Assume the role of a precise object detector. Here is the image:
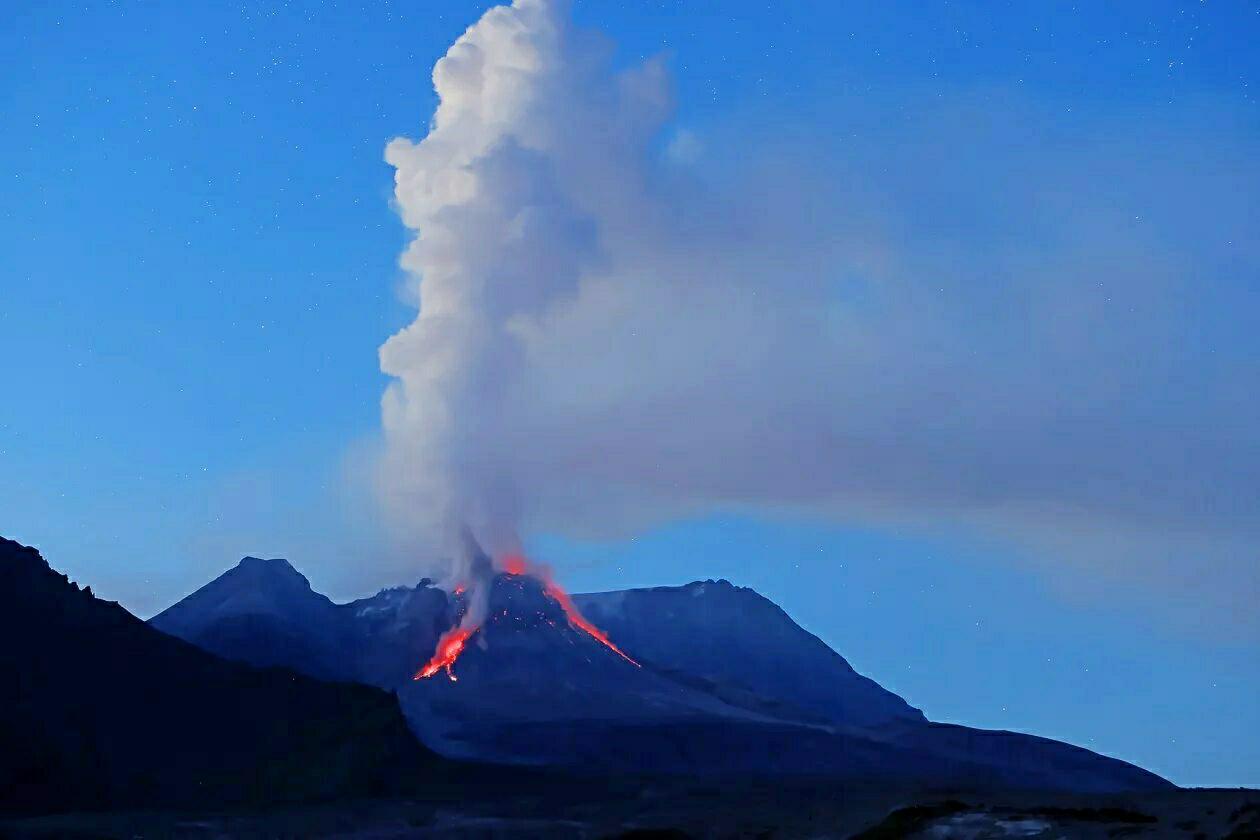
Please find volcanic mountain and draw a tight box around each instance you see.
[0,537,444,815]
[574,580,926,730]
[151,555,1171,793]
[143,555,352,680]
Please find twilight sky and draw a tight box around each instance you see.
[2,0,1257,786]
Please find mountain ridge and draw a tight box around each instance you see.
[575,578,926,729]
[0,537,445,815]
[147,553,1171,793]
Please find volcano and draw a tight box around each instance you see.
[413,558,637,682]
[397,571,792,764]
[151,556,1170,793]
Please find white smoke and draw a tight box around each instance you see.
[377,0,1260,627]
[379,0,669,562]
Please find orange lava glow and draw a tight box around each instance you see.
[413,553,639,681]
[543,579,640,668]
[414,626,474,681]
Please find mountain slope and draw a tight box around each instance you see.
[397,574,805,760]
[149,556,354,681]
[0,537,444,815]
[149,558,1172,793]
[149,558,453,688]
[397,576,1165,791]
[575,579,923,729]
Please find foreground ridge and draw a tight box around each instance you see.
[0,536,443,815]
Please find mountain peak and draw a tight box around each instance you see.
[225,555,318,592]
[236,554,301,575]
[150,553,334,643]
[686,578,747,595]
[575,579,927,729]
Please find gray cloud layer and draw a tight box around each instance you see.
[377,0,1259,628]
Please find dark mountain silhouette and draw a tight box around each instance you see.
[150,558,453,689]
[148,555,353,681]
[0,537,444,815]
[150,556,1172,793]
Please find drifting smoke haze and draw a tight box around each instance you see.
[378,0,1259,627]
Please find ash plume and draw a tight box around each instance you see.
[378,0,667,566]
[376,0,1260,629]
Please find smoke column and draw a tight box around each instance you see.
[379,0,668,563]
[376,0,1259,629]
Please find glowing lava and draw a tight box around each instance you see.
[542,579,639,667]
[415,626,473,681]
[413,553,639,681]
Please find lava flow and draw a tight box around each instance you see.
[413,553,639,681]
[542,579,639,667]
[415,626,474,680]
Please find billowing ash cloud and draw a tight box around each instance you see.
[378,0,1259,625]
[379,0,668,560]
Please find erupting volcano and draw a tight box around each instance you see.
[413,553,639,681]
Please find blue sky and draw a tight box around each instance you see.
[2,1,1257,786]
